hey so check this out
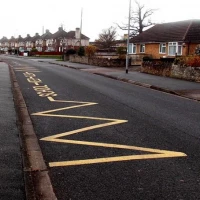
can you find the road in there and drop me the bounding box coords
[2,56,200,200]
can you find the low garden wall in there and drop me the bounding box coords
[69,55,130,67]
[141,59,200,82]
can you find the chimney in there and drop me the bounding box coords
[46,29,49,33]
[58,27,63,31]
[75,28,80,39]
[124,34,128,40]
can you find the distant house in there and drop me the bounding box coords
[65,28,90,49]
[31,33,42,52]
[129,19,200,59]
[0,36,9,52]
[24,34,32,51]
[0,26,90,55]
[16,35,25,52]
[52,27,90,52]
[41,29,53,51]
[9,36,16,52]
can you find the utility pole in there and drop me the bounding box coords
[80,8,83,47]
[126,0,131,74]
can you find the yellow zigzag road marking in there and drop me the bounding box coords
[32,97,186,167]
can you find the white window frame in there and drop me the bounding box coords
[140,44,145,53]
[159,43,166,54]
[128,43,137,54]
[168,42,182,56]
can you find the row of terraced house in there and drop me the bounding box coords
[0,27,90,54]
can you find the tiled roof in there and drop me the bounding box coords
[42,30,52,40]
[9,36,16,42]
[24,34,32,42]
[185,20,200,43]
[66,31,90,40]
[0,36,9,42]
[130,19,200,43]
[16,35,24,42]
[31,33,41,42]
[52,27,68,39]
[52,27,89,40]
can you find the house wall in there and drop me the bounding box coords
[134,43,200,58]
[188,43,198,55]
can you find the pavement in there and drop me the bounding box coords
[0,62,25,200]
[34,58,200,101]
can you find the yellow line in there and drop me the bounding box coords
[41,120,126,139]
[41,138,183,154]
[49,152,187,167]
[33,97,187,167]
[33,113,125,121]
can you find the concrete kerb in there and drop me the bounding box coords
[8,64,57,200]
[38,60,200,102]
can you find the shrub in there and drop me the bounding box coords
[66,48,76,55]
[31,48,38,52]
[78,46,85,56]
[186,56,200,67]
[117,46,126,59]
[85,45,97,57]
[174,56,200,67]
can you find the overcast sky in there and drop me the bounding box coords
[0,0,200,41]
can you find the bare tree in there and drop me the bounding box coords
[95,26,117,49]
[117,1,156,36]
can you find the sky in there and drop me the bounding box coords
[0,0,200,41]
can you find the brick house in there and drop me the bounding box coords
[9,36,16,52]
[129,19,200,60]
[52,27,90,52]
[31,33,42,52]
[0,36,9,52]
[24,34,33,51]
[41,29,53,51]
[0,27,90,54]
[16,35,25,52]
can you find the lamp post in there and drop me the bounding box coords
[126,0,131,74]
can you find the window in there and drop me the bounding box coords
[128,43,136,54]
[168,42,182,56]
[159,43,166,54]
[140,44,145,53]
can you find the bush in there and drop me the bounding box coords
[117,46,126,59]
[66,48,76,55]
[143,56,153,61]
[31,48,38,52]
[85,45,96,57]
[78,46,85,56]
[174,56,200,67]
[186,56,200,67]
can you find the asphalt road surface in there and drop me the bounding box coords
[2,56,200,200]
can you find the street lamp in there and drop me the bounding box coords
[126,0,131,74]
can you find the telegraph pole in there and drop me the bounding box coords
[80,8,83,47]
[126,0,131,74]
